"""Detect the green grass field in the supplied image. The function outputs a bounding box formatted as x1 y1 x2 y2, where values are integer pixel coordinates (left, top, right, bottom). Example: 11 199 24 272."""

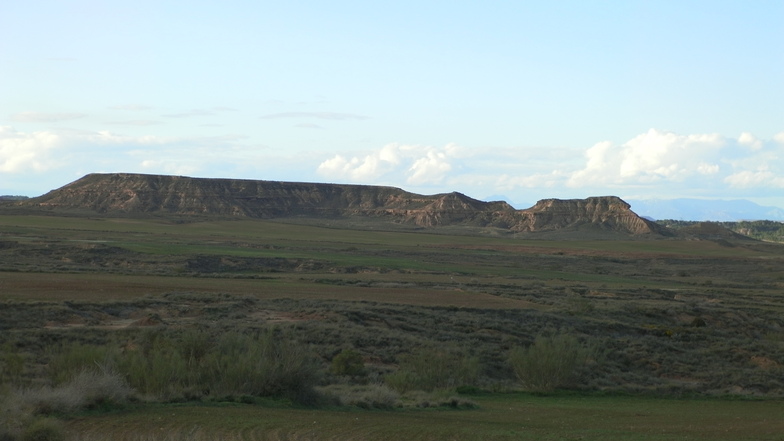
66 394 784 441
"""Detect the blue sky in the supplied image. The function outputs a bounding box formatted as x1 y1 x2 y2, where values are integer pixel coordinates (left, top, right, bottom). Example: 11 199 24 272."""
2 1 783 208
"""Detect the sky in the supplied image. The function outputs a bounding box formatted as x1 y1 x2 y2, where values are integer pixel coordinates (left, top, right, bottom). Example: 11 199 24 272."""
2 0 783 209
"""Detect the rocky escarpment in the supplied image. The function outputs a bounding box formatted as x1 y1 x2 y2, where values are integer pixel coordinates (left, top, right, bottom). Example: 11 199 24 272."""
17 173 666 236
24 173 515 224
513 197 667 235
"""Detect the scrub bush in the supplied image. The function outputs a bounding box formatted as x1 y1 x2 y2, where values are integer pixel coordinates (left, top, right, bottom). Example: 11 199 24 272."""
20 418 64 441
385 347 479 392
329 349 366 377
508 333 599 392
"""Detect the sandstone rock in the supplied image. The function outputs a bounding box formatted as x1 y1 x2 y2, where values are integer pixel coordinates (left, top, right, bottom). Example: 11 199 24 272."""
18 173 666 237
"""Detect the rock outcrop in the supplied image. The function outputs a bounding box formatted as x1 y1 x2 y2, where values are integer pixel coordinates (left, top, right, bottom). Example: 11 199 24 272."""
513 197 666 235
17 173 667 236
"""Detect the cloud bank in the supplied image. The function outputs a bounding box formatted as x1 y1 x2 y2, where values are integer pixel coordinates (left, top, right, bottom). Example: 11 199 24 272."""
566 129 784 194
2 126 783 207
317 129 784 201
317 143 459 186
0 127 260 180
567 129 727 187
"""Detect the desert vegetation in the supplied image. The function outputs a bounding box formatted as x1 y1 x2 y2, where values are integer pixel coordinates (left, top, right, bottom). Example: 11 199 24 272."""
1 213 784 439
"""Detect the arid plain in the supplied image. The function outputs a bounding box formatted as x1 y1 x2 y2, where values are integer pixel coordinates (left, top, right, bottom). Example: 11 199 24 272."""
2 174 784 440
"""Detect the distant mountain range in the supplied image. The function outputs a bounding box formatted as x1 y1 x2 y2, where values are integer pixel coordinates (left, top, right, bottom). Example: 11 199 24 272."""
625 199 784 222
0 195 29 201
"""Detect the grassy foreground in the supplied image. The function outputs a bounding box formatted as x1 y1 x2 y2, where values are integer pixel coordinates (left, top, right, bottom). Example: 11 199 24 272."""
66 394 784 441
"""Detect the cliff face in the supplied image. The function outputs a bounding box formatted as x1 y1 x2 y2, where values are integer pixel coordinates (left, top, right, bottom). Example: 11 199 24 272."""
21 173 664 236
512 197 666 235
28 173 514 223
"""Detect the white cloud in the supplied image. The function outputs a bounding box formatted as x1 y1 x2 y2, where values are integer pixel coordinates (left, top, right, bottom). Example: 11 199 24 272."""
5 125 784 207
557 129 784 205
11 112 87 123
0 127 250 179
316 152 396 182
738 132 763 150
317 143 458 186
378 143 403 165
408 150 452 185
0 126 63 172
696 163 720 175
314 130 784 203
724 170 784 188
567 129 727 187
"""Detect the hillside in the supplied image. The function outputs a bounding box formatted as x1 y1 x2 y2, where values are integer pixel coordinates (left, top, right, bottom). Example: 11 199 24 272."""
658 219 784 243
15 173 668 236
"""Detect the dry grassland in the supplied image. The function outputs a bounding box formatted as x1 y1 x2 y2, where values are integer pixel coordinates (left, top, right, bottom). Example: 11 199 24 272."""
2 214 784 440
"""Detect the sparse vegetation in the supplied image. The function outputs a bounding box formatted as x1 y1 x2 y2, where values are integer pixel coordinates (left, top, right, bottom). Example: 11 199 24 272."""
508 333 599 392
0 212 783 439
385 347 480 393
20 418 65 441
318 383 401 409
329 348 366 377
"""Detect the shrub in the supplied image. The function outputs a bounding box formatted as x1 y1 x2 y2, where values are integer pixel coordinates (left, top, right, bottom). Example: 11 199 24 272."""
319 384 400 409
399 390 478 409
508 333 598 392
385 347 479 392
203 330 322 403
330 349 366 377
63 367 131 410
119 339 188 400
179 329 212 368
110 328 323 403
47 344 117 385
0 389 26 440
421 396 477 409
0 343 24 385
14 367 131 415
20 418 64 441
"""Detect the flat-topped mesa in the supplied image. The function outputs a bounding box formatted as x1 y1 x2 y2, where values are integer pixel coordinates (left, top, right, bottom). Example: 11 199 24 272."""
30 173 406 217
25 173 514 224
18 173 665 236
511 196 666 235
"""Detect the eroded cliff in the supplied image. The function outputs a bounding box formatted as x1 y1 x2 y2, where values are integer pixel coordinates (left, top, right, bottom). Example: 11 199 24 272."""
18 173 666 236
512 197 666 235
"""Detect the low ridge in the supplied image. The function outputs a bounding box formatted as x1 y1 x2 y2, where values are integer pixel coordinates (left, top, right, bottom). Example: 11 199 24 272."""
14 173 668 236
